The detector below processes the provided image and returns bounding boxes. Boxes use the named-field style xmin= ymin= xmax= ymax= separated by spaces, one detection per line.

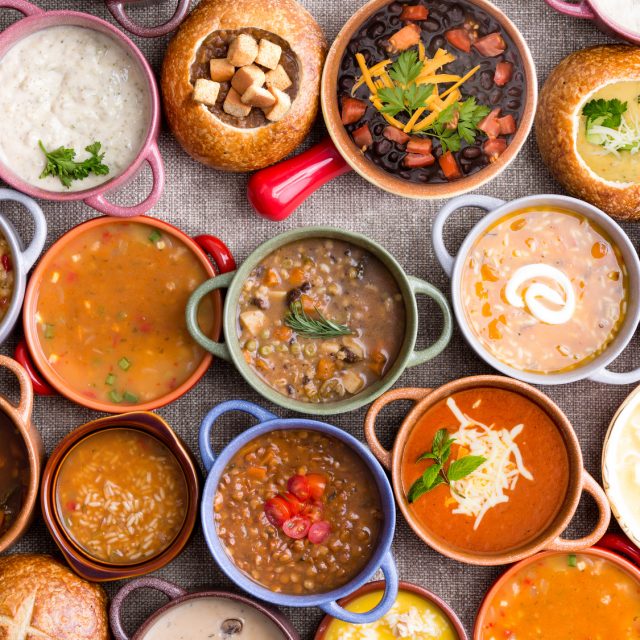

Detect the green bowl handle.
xmin=406 ymin=276 xmax=453 ymax=368
xmin=186 ymin=271 xmax=236 ymax=361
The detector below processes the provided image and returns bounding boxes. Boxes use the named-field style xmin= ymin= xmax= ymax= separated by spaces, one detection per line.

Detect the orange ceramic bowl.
xmin=17 ymin=215 xmax=235 ymax=413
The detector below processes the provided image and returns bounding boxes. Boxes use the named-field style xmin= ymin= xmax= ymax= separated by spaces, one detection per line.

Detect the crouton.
xmin=227 ymin=33 xmax=258 ymax=67
xmin=192 ymin=78 xmax=220 ymax=106
xmin=239 ymin=309 xmax=266 ymax=335
xmin=231 ymin=64 xmax=266 ymax=95
xmin=264 ymin=87 xmax=291 ymax=122
xmin=255 ymin=38 xmax=282 ymax=70
xmin=265 ymin=64 xmax=292 ymax=91
xmin=223 ymin=87 xmax=252 ymax=118
xmin=209 ymin=59 xmax=235 ymax=82
xmin=241 ymin=85 xmax=276 ymax=108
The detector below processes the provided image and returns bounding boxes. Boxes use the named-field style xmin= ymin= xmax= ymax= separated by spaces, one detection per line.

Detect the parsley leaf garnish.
xmin=388 ymin=49 xmax=424 ymax=86
xmin=582 ymin=98 xmax=627 ymax=130
xmin=38 ymin=140 xmax=110 ymax=189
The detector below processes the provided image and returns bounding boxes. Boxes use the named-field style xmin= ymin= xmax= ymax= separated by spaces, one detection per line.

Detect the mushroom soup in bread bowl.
xmin=161 ymin=0 xmax=327 ymax=172
xmin=536 ymin=45 xmax=640 ymax=220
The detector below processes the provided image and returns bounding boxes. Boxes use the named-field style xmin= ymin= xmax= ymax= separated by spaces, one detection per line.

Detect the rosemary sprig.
xmin=284 ymin=301 xmax=353 ymax=338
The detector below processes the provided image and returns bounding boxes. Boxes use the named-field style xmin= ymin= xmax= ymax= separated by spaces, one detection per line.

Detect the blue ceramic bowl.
xmin=199 ymin=399 xmax=398 ymax=624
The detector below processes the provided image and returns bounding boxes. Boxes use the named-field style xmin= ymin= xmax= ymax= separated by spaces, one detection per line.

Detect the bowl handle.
xmin=110 ymin=577 xmax=187 ymax=640
xmin=199 ymin=400 xmax=278 ymax=472
xmin=544 ymin=470 xmax=611 ymax=552
xmin=364 ymin=387 xmax=433 ymax=469
xmin=0 ymin=0 xmax=43 ymax=16
xmin=319 ymin=552 xmax=398 ymax=624
xmin=186 ymin=271 xmax=236 ymax=360
xmin=193 ymin=235 xmax=236 ymax=275
xmin=247 ymin=138 xmax=351 ymax=221
xmin=433 ymin=194 xmax=506 ymax=276
xmin=83 ymin=142 xmax=165 ymax=217
xmin=105 ymin=0 xmax=191 ymax=38
xmin=406 ymin=276 xmax=452 ymax=368
xmin=544 ymin=0 xmax=595 ymax=19
xmin=588 ymin=361 xmax=640 ymax=385
xmin=0 ymin=355 xmax=33 ymax=424
xmin=14 ymin=341 xmax=55 ymax=396
xmin=596 ymin=533 xmax=640 ymax=566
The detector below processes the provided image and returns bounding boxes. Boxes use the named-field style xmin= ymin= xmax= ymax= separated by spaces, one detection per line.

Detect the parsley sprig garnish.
xmin=407 ymin=427 xmax=486 ymax=503
xmin=284 ymin=301 xmax=353 ymax=338
xmin=38 ymin=140 xmax=110 ymax=189
xmin=583 ymin=98 xmax=627 ymax=130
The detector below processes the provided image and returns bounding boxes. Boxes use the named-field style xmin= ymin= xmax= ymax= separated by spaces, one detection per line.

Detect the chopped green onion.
xmin=105 ymin=373 xmax=116 ymax=386
xmin=118 ymin=357 xmax=131 ymax=371
xmin=148 ymin=230 xmax=162 ymax=244
xmin=568 ymin=554 xmax=577 ymax=567
xmin=123 ymin=391 xmax=139 ymax=403
xmin=43 ymin=324 xmax=55 ymax=339
xmin=108 ymin=390 xmax=123 ymax=403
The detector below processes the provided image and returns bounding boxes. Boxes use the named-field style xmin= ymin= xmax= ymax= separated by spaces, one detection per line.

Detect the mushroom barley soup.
xmin=55 ymin=428 xmax=188 ymax=564
xmin=214 ymin=429 xmax=383 ymax=594
xmin=237 ymin=239 xmax=406 ymax=403
xmin=461 ymin=208 xmax=628 ymax=374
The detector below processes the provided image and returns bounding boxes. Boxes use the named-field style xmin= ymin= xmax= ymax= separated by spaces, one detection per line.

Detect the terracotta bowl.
xmin=110 ymin=577 xmax=300 ymax=640
xmin=364 ymin=375 xmax=611 ymax=566
xmin=40 ymin=412 xmax=200 ymax=581
xmin=15 ymin=215 xmax=234 ymax=412
xmin=0 ymin=355 xmax=42 ymax=554
xmin=314 ymin=580 xmax=468 ymax=640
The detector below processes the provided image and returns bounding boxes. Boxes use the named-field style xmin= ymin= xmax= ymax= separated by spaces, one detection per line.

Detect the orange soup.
xmin=479 ymin=552 xmax=640 ymax=639
xmin=401 ymin=388 xmax=569 ymax=554
xmin=35 ymin=222 xmax=216 ymax=406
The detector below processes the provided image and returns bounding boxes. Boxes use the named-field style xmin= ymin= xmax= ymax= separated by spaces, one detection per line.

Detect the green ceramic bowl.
xmin=186 ymin=227 xmax=452 ymax=415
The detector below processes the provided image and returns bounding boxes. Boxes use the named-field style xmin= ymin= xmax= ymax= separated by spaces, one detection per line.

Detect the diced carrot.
xmin=445 ymin=28 xmax=471 ymax=53
xmin=498 ymin=114 xmax=517 ymax=135
xmin=400 ymin=5 xmax=429 ymax=20
xmin=274 ymin=326 xmax=293 ymax=341
xmin=403 ymin=152 xmax=435 ymax=168
xmin=406 ymin=137 xmax=433 ymax=154
xmin=494 ymin=61 xmax=513 ymax=86
xmin=289 ymin=267 xmax=306 ymax=286
xmin=483 ymin=137 xmax=508 ymax=162
xmin=300 ymin=294 xmax=316 ymax=313
xmin=316 ymin=357 xmax=336 ymax=381
xmin=383 ymin=125 xmax=411 ymax=145
xmin=256 ymin=359 xmax=270 ymax=371
xmin=243 ymin=350 xmax=253 ymax=364
xmin=457 ymin=445 xmax=471 ymax=458
xmin=341 ymin=97 xmax=367 ymax=125
xmin=248 ymin=466 xmax=268 ymax=480
xmin=369 ymin=349 xmax=388 ymax=377
xmin=473 ymin=32 xmax=506 ymax=57
xmin=438 ymin=151 xmax=462 ymax=180
xmin=477 ymin=107 xmax=502 ymax=139
xmin=352 ymin=123 xmax=373 ymax=149
xmin=388 ymin=24 xmax=421 ymax=52
xmin=264 ymin=268 xmax=281 ymax=287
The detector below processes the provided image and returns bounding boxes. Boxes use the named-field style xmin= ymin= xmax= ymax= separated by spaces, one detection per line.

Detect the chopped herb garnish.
xmin=284 ymin=301 xmax=352 ymax=338
xmin=118 ymin=357 xmax=131 ymax=371
xmin=123 ymin=391 xmax=139 ymax=403
xmin=582 ymin=97 xmax=640 ymax=153
xmin=148 ymin=230 xmax=162 ymax=244
xmin=105 ymin=373 xmax=116 ymax=386
xmin=583 ymin=98 xmax=627 ymax=130
xmin=43 ymin=324 xmax=55 ymax=339
xmin=38 ymin=140 xmax=109 ymax=189
xmin=568 ymin=554 xmax=577 ymax=568
xmin=108 ymin=389 xmax=123 ymax=403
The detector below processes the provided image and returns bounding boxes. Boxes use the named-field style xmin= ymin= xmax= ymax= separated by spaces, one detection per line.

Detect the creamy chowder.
xmin=0 ymin=26 xmax=150 ymax=192
xmin=141 ymin=597 xmax=286 ymax=640
xmin=591 ymin=0 xmax=640 ymax=35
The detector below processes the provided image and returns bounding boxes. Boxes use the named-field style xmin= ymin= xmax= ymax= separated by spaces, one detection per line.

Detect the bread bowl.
xmin=161 ymin=0 xmax=327 ymax=172
xmin=0 ymin=554 xmax=108 ymax=639
xmin=536 ymin=45 xmax=640 ymax=220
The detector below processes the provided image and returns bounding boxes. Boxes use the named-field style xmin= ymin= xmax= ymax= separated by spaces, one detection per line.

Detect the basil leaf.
xmin=417 ymin=451 xmax=438 ymax=461
xmin=431 ymin=428 xmax=448 ymax=457
xmin=421 ymin=462 xmax=443 ymax=490
xmin=407 ymin=477 xmax=428 ymax=503
xmin=447 ymin=455 xmax=486 ymax=482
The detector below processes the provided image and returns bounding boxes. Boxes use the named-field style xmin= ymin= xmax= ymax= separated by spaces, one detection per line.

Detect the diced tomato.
xmin=388 ymin=24 xmax=421 ymax=52
xmin=383 ymin=126 xmax=410 ymax=145
xmin=477 ymin=108 xmax=502 ymax=139
xmin=445 ymin=28 xmax=471 ymax=53
xmin=1 ymin=254 xmax=11 ymax=272
xmin=352 ymin=123 xmax=373 ymax=149
xmin=406 ymin=137 xmax=433 ymax=154
xmin=66 ymin=500 xmax=79 ymax=512
xmin=400 ymin=5 xmax=428 ymax=21
xmin=498 ymin=115 xmax=517 ymax=135
xmin=308 ymin=520 xmax=332 ymax=544
xmin=439 ymin=151 xmax=462 ymax=180
xmin=306 ymin=473 xmax=327 ymax=500
xmin=473 ymin=32 xmax=507 ymax=57
xmin=341 ymin=97 xmax=367 ymax=125
xmin=282 ymin=492 xmax=304 ymax=515
xmin=66 ymin=271 xmax=77 ymax=283
xmin=484 ymin=137 xmax=508 ymax=162
xmin=282 ymin=516 xmax=312 ymax=540
xmin=287 ymin=474 xmax=311 ymax=501
xmin=264 ymin=496 xmax=292 ymax=527
xmin=494 ymin=61 xmax=513 ymax=86
xmin=403 ymin=153 xmax=435 ymax=168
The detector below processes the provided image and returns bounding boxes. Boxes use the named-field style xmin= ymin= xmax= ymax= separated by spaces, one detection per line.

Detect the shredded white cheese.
xmin=446 ymin=397 xmax=534 ymax=529
xmin=587 ymin=114 xmax=640 ymax=156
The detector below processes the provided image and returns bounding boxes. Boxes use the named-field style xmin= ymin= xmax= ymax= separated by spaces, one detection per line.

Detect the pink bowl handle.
xmin=544 ymin=0 xmax=595 ymax=19
xmin=105 ymin=0 xmax=191 ymax=38
xmin=83 ymin=142 xmax=165 ymax=218
xmin=0 ymin=0 xmax=43 ymax=16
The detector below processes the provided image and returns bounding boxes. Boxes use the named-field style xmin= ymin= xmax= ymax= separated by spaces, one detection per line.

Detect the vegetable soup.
xmin=56 ymin=428 xmax=188 ymax=565
xmin=402 ymin=388 xmax=569 ymax=554
xmin=461 ymin=208 xmax=628 ymax=374
xmin=0 ymin=231 xmax=14 ymax=324
xmin=237 ymin=238 xmax=405 ymax=403
xmin=0 ymin=413 xmax=29 ymax=537
xmin=479 ymin=552 xmax=640 ymax=639
xmin=35 ymin=222 xmax=216 ymax=406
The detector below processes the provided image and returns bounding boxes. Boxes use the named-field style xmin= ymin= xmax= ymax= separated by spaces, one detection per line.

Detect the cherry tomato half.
xmin=306 ymin=473 xmax=327 ymax=500
xmin=282 ymin=492 xmax=304 ymax=515
xmin=302 ymin=500 xmax=324 ymax=522
xmin=287 ymin=474 xmax=311 ymax=501
xmin=264 ymin=496 xmax=291 ymax=527
xmin=308 ymin=520 xmax=331 ymax=544
xmin=282 ymin=516 xmax=311 ymax=540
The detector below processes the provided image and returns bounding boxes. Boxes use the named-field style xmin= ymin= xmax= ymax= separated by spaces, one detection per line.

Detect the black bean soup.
xmin=337 ymin=0 xmax=526 ymax=184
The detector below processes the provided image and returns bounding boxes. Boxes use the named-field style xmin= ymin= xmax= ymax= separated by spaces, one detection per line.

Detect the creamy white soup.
xmin=141 ymin=597 xmax=286 ymax=640
xmin=591 ymin=0 xmax=640 ymax=34
xmin=0 ymin=26 xmax=150 ymax=192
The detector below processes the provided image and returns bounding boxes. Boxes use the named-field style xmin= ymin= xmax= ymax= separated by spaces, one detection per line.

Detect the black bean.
xmin=374 ymin=139 xmax=392 ymax=156
xmin=423 ymin=19 xmax=440 ymax=32
xmin=448 ymin=3 xmax=465 ymax=22
xmin=428 ymin=36 xmax=446 ymax=56
xmin=372 ymin=122 xmax=385 ymax=136
xmin=480 ymin=71 xmax=494 ymax=90
xmin=367 ymin=21 xmax=386 ymax=39
xmin=388 ymin=151 xmax=400 ymax=163
xmin=489 ymin=89 xmax=503 ymax=105
xmin=507 ymin=98 xmax=521 ymax=110
xmin=339 ymin=77 xmax=352 ymax=92
xmin=389 ymin=2 xmax=402 ymax=13
xmin=507 ymin=86 xmax=522 ymax=97
xmin=462 ymin=146 xmax=482 ymax=159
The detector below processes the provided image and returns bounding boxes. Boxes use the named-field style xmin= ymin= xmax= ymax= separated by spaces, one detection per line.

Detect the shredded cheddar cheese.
xmin=440 ymin=64 xmax=481 ymax=99
xmin=413 ymin=89 xmax=461 ymax=131
xmin=418 ymin=41 xmax=425 ymax=61
xmin=404 ymin=107 xmax=426 ymax=132
xmin=355 ymin=53 xmax=378 ymax=95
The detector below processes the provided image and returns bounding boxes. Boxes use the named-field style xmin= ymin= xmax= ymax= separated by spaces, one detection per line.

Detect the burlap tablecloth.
xmin=0 ymin=0 xmax=634 ymax=637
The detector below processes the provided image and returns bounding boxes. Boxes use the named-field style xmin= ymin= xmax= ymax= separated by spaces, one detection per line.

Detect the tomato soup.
xmin=35 ymin=222 xmax=216 ymax=406
xmin=461 ymin=208 xmax=628 ymax=374
xmin=479 ymin=552 xmax=640 ymax=639
xmin=401 ymin=388 xmax=569 ymax=554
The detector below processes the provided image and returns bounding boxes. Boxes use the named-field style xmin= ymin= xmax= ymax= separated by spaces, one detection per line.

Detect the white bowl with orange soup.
xmin=433 ymin=193 xmax=640 ymax=385
xmin=17 ymin=216 xmax=235 ymax=413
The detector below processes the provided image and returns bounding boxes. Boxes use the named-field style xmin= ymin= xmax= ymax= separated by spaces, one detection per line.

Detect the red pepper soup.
xmin=34 ymin=222 xmax=216 ymax=406
xmin=401 ymin=388 xmax=569 ymax=554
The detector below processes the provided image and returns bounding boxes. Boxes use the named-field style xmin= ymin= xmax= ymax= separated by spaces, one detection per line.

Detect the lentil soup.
xmin=237 ymin=239 xmax=405 ymax=404
xmin=214 ymin=429 xmax=383 ymax=595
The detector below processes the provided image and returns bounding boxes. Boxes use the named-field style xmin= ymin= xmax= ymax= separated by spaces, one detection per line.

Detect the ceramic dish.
xmin=40 ymin=412 xmax=200 ymax=582
xmin=186 ymin=226 xmax=451 ymax=415
xmin=110 ymin=577 xmax=299 ymax=640
xmin=0 ymin=189 xmax=46 ymax=346
xmin=365 ymin=376 xmax=610 ymax=566
xmin=314 ymin=580 xmax=468 ymax=640
xmin=247 ymin=0 xmax=537 ymax=221
xmin=433 ymin=193 xmax=640 ymax=385
xmin=15 ymin=215 xmax=234 ymax=412
xmin=0 ymin=356 xmax=42 ymax=554
xmin=198 ymin=399 xmax=399 ymax=623
xmin=0 ymin=0 xmax=165 ymax=217
xmin=105 ymin=0 xmax=190 ymax=38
